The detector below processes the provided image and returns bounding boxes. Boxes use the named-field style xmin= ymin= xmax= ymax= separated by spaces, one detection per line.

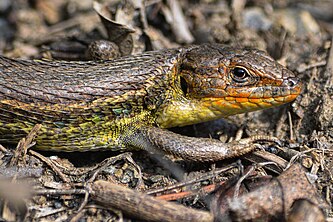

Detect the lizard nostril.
xmin=286 ymin=77 xmax=298 ymax=88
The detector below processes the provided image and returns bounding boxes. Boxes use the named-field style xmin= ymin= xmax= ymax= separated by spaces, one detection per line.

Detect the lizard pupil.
xmin=180 ymin=76 xmax=188 ymax=95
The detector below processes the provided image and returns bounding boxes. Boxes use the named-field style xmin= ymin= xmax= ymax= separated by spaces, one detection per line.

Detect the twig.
xmin=76 ymin=189 xmax=90 ymax=212
xmin=146 ymin=163 xmax=239 ymax=195
xmin=90 ymin=180 xmax=214 ymax=222
xmin=274 ymin=107 xmax=287 ymax=138
xmin=233 ymin=162 xmax=277 ymax=198
xmin=164 ymin=0 xmax=194 ymax=43
xmin=0 ymin=144 xmax=8 ymax=153
xmin=244 ymin=150 xmax=288 ymax=173
xmin=325 ymin=37 xmax=333 ymax=87
xmin=33 ymin=188 xmax=86 ymax=196
xmin=296 ymin=60 xmax=326 ymax=73
xmin=156 ymin=181 xmax=227 ymax=201
xmin=29 ymin=150 xmax=70 ymax=183
xmin=287 ymin=111 xmax=294 ymax=141
xmin=9 ymin=124 xmax=42 ymax=166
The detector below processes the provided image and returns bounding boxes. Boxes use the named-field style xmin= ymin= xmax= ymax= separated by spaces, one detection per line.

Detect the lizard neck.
xmin=155 ymin=99 xmax=218 ymax=128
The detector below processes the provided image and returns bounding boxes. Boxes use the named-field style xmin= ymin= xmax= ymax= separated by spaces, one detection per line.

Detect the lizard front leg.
xmin=122 ymin=126 xmax=278 ymax=162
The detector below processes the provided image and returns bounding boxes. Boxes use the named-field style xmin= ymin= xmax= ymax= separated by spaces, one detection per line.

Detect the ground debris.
xmin=211 ymin=163 xmax=329 ymax=221
xmin=0 ymin=0 xmax=333 ymax=221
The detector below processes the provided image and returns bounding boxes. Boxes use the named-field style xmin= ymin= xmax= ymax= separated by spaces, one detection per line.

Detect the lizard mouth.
xmin=202 ymin=78 xmax=302 ymax=116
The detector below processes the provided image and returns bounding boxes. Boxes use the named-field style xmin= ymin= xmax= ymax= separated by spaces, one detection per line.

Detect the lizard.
xmin=0 ymin=44 xmax=301 ymax=161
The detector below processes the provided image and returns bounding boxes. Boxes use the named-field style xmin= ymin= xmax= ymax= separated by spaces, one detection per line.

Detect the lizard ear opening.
xmin=180 ymin=76 xmax=188 ymax=95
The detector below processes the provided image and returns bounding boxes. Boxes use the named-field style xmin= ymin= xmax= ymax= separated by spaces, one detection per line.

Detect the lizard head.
xmin=156 ymin=44 xmax=302 ymax=128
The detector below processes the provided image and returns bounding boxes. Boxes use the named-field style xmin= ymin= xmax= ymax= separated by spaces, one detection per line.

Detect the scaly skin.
xmin=0 ymin=44 xmax=301 ymax=161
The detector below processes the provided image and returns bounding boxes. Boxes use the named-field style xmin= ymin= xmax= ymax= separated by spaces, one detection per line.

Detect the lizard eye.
xmin=180 ymin=76 xmax=188 ymax=95
xmin=231 ymin=66 xmax=250 ymax=83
